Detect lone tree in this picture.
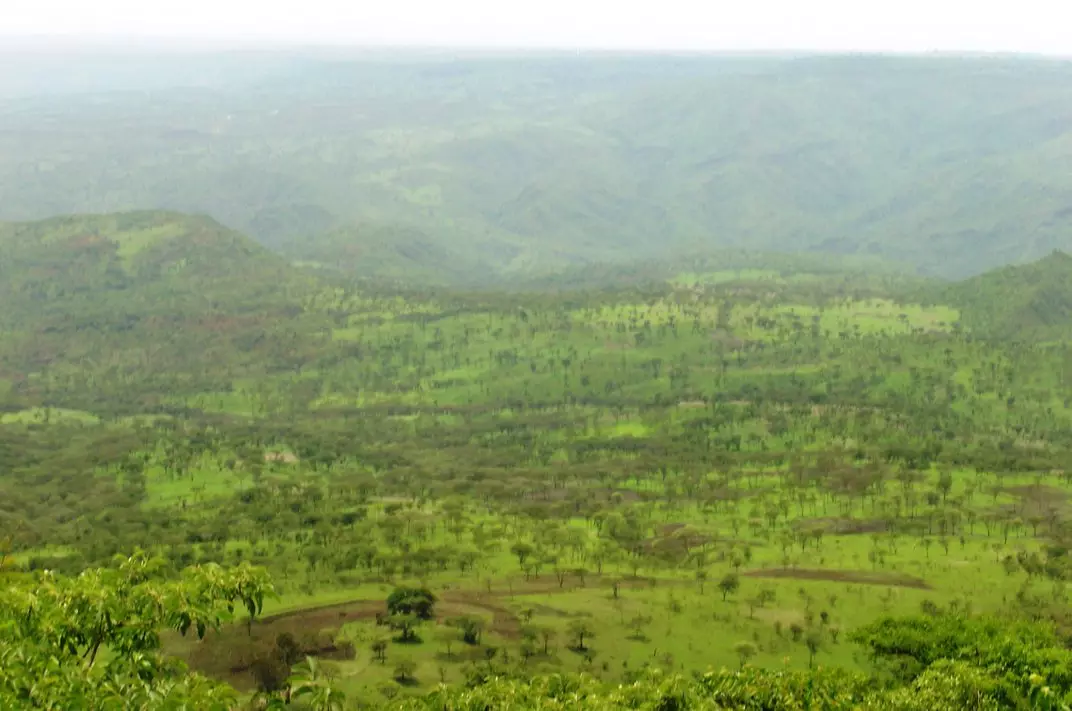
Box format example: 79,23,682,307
627,614,653,641
388,612,422,643
733,641,758,669
436,628,460,659
805,631,823,667
387,586,437,620
718,572,741,602
510,542,535,568
538,626,557,655
450,615,485,645
568,620,595,651
371,638,388,664
393,658,417,684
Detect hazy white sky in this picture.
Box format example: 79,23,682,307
4,0,1071,54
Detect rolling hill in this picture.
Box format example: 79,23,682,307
0,211,330,412
946,250,1072,341
3,52,1072,283
0,211,309,326
0,209,1067,423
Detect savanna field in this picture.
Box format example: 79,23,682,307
3,212,1072,708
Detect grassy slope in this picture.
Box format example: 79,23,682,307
946,250,1072,340
3,55,1072,283
0,211,331,412
0,210,296,319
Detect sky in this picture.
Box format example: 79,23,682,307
4,0,1071,54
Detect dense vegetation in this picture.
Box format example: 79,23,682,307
4,52,1072,283
3,209,1072,708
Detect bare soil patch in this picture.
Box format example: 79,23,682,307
521,603,584,618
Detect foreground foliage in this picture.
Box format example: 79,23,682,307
0,553,272,709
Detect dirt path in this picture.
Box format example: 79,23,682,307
743,567,931,589
252,574,662,639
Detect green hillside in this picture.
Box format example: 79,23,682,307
0,211,295,316
4,53,1072,283
0,211,329,413
947,250,1072,340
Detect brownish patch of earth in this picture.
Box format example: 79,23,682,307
743,568,930,589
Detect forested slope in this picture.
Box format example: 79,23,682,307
0,211,329,413
947,250,1072,341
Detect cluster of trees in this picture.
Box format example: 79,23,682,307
0,553,273,709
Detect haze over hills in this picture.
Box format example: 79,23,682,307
0,211,308,326
3,51,1072,283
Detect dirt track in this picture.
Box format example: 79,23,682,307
743,567,931,589
256,574,655,639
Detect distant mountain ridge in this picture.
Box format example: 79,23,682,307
3,54,1072,284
